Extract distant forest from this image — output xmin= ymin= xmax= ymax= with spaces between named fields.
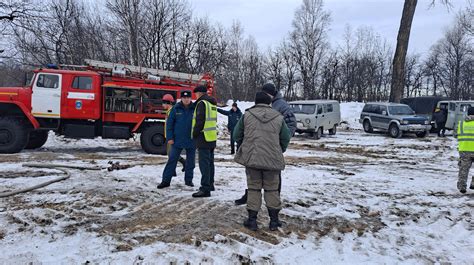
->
xmin=0 ymin=0 xmax=473 ymax=102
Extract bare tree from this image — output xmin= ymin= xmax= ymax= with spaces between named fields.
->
xmin=290 ymin=0 xmax=330 ymax=99
xmin=0 ymin=0 xmax=41 ymax=58
xmin=458 ymin=0 xmax=473 ymax=36
xmin=277 ymin=40 xmax=299 ymax=100
xmin=390 ymin=0 xmax=451 ymax=102
xmin=439 ymin=21 xmax=472 ymax=99
xmin=106 ymin=0 xmax=142 ymax=66
xmin=389 ymin=0 xmax=417 ymax=103
xmin=265 ymin=46 xmax=284 ymax=92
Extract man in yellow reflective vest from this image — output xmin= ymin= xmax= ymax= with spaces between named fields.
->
xmin=456 ymin=106 xmax=474 ymax=194
xmin=191 ymin=85 xmax=217 ymax=197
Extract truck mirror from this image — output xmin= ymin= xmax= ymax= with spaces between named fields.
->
xmin=382 ymin=111 xmax=387 ymax=115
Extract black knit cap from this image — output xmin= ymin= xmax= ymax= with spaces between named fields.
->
xmin=194 ymin=85 xmax=207 ymax=93
xmin=468 ymin=107 xmax=474 ymax=115
xmin=181 ymin=90 xmax=192 ymax=97
xmin=261 ymin=83 xmax=277 ymax=96
xmin=232 ymin=102 xmax=238 ymax=107
xmin=255 ymin=91 xmax=272 ymax=105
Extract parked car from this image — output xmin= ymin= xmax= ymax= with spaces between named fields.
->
xmin=436 ymin=100 xmax=474 ymax=131
xmin=400 ymin=96 xmax=448 ymax=132
xmin=359 ymin=102 xmax=431 ymax=138
xmin=290 ymin=100 xmax=341 ymax=139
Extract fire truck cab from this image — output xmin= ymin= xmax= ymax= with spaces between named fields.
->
xmin=0 ymin=60 xmax=214 ymax=154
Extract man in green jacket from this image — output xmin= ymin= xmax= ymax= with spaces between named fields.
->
xmin=456 ymin=106 xmax=474 ymax=194
xmin=233 ymin=92 xmax=291 ymax=231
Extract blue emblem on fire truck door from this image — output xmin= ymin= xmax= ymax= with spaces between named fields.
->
xmin=75 ymin=100 xmax=82 ymax=110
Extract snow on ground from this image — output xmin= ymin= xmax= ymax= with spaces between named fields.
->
xmin=339 ymin=102 xmax=365 ymax=130
xmin=0 ymin=102 xmax=473 ymax=264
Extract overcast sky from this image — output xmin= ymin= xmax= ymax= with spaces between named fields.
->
xmin=189 ymin=0 xmax=469 ymax=57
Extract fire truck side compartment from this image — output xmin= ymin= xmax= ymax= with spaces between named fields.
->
xmin=102 ymin=125 xmax=131 ymax=139
xmin=63 ymin=123 xmax=95 ymax=138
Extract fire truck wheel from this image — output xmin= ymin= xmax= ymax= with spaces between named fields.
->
xmin=140 ymin=125 xmax=167 ymax=155
xmin=0 ymin=117 xmax=29 ymax=153
xmin=25 ymin=130 xmax=49 ymax=149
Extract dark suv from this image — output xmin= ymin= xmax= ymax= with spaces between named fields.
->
xmin=359 ymin=102 xmax=431 ymax=138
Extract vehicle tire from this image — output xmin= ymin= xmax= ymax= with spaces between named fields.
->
xmin=363 ymin=120 xmax=373 ymax=133
xmin=328 ymin=124 xmax=337 ymax=135
xmin=25 ymin=130 xmax=49 ymax=149
xmin=314 ymin=127 xmax=323 ymax=140
xmin=389 ymin=123 xmax=402 ymax=138
xmin=0 ymin=117 xmax=29 ymax=153
xmin=140 ymin=124 xmax=167 ymax=155
xmin=416 ymin=131 xmax=428 ymax=138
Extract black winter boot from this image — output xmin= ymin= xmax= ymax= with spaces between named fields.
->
xmin=157 ymin=182 xmax=170 ymax=189
xmin=234 ymin=189 xmax=248 ymax=205
xmin=192 ymin=190 xmax=211 ymax=198
xmin=268 ymin=208 xmax=282 ymax=231
xmin=243 ymin=210 xmax=258 ymax=231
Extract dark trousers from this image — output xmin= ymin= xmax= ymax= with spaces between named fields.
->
xmin=437 ymin=122 xmax=446 ymax=137
xmin=198 ymin=148 xmax=215 ymax=192
xmin=162 ymin=145 xmax=195 ymax=183
xmin=230 ymin=128 xmax=240 ymax=153
xmin=278 ymin=173 xmax=282 ymax=193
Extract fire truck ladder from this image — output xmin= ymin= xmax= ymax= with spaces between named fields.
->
xmin=84 ymin=59 xmax=206 ymax=84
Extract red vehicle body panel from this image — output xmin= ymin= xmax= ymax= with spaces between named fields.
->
xmin=1 ymin=67 xmax=214 ymax=133
xmin=0 ymin=86 xmax=40 ymax=128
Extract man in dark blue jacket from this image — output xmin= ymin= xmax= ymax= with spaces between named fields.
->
xmin=217 ymin=102 xmax=242 ymax=154
xmin=157 ymin=90 xmax=196 ymax=188
xmin=261 ymin=83 xmax=297 ymax=136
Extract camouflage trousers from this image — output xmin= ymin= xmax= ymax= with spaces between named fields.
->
xmin=457 ymin=152 xmax=474 ymax=191
xmin=246 ymin=167 xmax=282 ymax=212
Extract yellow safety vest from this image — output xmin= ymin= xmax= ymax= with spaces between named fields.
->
xmin=457 ymin=120 xmax=474 ymax=152
xmin=192 ymin=100 xmax=217 ymax=142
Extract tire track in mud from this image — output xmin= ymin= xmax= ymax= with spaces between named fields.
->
xmin=74 ymin=194 xmax=386 ymax=250
xmin=4 ymin=190 xmax=386 ymax=251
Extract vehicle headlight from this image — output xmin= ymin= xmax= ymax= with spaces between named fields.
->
xmin=305 ymin=118 xmax=311 ymax=124
xmin=401 ymin=120 xmax=409 ymax=125
xmin=424 ymin=120 xmax=430 ymax=125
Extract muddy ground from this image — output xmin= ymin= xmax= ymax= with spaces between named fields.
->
xmin=0 ymin=130 xmax=473 ymax=263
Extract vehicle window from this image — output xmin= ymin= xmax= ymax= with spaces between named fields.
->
xmin=36 ymin=74 xmax=59 ymax=89
xmin=449 ymin=103 xmax=456 ymax=111
xmin=377 ymin=106 xmax=387 ymax=115
xmin=72 ymin=76 xmax=93 ymax=90
xmin=388 ymin=105 xmax=415 ymax=115
xmin=460 ymin=104 xmax=472 ymax=112
xmin=363 ymin=104 xmax=373 ymax=113
xmin=28 ymin=73 xmax=36 ymax=86
xmin=439 ymin=103 xmax=448 ymax=110
xmin=290 ymin=104 xmax=316 ymax=114
xmin=326 ymin=104 xmax=333 ymax=113
xmin=317 ymin=105 xmax=323 ymax=114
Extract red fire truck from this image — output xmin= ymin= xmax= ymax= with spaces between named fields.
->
xmin=0 ymin=59 xmax=214 ymax=154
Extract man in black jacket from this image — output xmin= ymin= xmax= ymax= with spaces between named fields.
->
xmin=191 ymin=85 xmax=218 ymax=198
xmin=432 ymin=107 xmax=447 ymax=137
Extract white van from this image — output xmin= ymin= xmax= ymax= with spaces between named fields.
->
xmin=436 ymin=100 xmax=474 ymax=130
xmin=289 ymin=100 xmax=341 ymax=139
